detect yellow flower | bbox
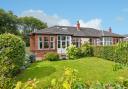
[64,68,72,76]
[51,79,56,86]
[63,81,70,89]
[118,76,124,80]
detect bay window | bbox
[38,36,55,49]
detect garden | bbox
[1,33,128,89]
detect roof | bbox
[124,34,128,37]
[32,26,124,38]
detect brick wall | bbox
[30,33,57,59]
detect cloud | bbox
[20,9,71,27]
[116,16,124,22]
[78,19,102,29]
[20,9,102,29]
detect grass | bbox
[16,57,128,88]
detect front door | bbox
[57,35,71,54]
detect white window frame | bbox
[102,37,112,46]
[38,36,43,49]
[50,36,55,49]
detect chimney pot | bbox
[109,27,112,33]
[77,21,80,30]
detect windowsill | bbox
[37,48,56,51]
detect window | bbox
[50,36,55,49]
[72,38,81,47]
[38,36,43,49]
[102,37,112,46]
[44,37,49,48]
[58,36,61,48]
[57,35,70,48]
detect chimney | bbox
[108,27,112,33]
[76,21,80,31]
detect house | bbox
[124,34,128,41]
[30,21,124,58]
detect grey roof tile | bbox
[33,26,124,37]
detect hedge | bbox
[93,42,128,64]
[93,46,115,61]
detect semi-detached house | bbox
[30,21,124,58]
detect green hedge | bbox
[93,46,115,61]
[93,42,128,64]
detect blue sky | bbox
[0,0,128,34]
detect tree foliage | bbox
[19,16,47,33]
[19,16,47,46]
[0,8,20,35]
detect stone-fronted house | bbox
[30,22,124,58]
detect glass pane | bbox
[62,42,65,48]
[58,41,60,48]
[44,37,48,41]
[67,41,69,47]
[62,36,66,40]
[50,37,54,41]
[58,36,60,40]
[44,42,49,48]
[39,36,42,41]
[50,42,53,48]
[40,42,42,49]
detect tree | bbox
[19,16,47,33]
[0,8,20,35]
[19,16,47,46]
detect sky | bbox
[0,0,128,34]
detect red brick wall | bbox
[112,37,123,44]
[30,34,57,59]
[30,34,35,51]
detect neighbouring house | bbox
[30,21,124,58]
[124,34,128,41]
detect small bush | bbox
[66,44,81,59]
[49,67,85,89]
[29,54,36,63]
[45,52,59,61]
[14,78,39,89]
[81,43,93,57]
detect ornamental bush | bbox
[81,43,93,57]
[0,33,25,77]
[44,52,59,61]
[66,44,81,59]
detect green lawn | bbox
[16,57,128,88]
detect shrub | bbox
[66,44,81,59]
[93,46,115,61]
[81,43,93,57]
[93,42,128,65]
[49,67,85,89]
[115,41,128,64]
[14,78,39,89]
[0,33,25,77]
[0,76,15,89]
[29,54,36,63]
[45,52,59,61]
